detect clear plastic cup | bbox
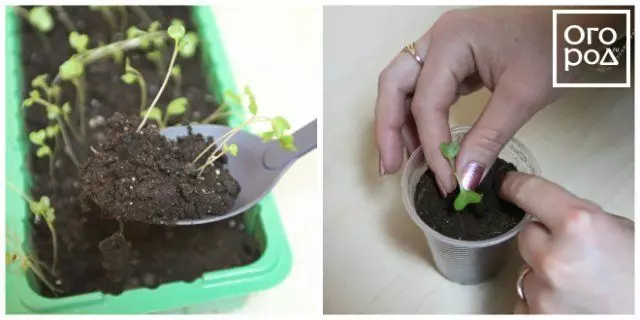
[401,126,540,285]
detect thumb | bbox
[455,84,541,190]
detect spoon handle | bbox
[263,119,317,170]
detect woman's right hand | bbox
[501,172,634,314]
[376,7,564,193]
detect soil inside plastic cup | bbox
[400,126,540,284]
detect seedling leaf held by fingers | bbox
[440,141,483,211]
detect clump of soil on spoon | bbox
[413,158,525,241]
[80,113,240,224]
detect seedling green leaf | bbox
[244,86,258,115]
[46,105,62,120]
[121,73,137,84]
[59,59,84,80]
[28,7,54,33]
[69,31,89,53]
[224,89,242,105]
[261,131,274,142]
[36,145,52,158]
[171,65,182,78]
[126,26,145,38]
[45,124,60,138]
[167,97,188,116]
[148,21,162,32]
[440,141,460,160]
[61,102,71,115]
[30,196,51,216]
[48,85,61,102]
[146,51,162,63]
[179,32,198,58]
[127,26,150,49]
[29,130,47,145]
[453,189,483,211]
[225,143,238,157]
[271,116,291,137]
[278,135,296,151]
[439,140,483,211]
[140,107,162,124]
[29,90,41,101]
[31,74,49,90]
[167,24,185,40]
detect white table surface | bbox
[211,5,322,315]
[323,6,633,314]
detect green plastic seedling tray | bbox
[6,6,292,314]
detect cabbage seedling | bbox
[121,57,147,112]
[440,141,483,211]
[7,184,60,276]
[139,97,188,128]
[59,55,87,139]
[192,86,296,177]
[6,250,62,294]
[13,6,53,52]
[179,32,199,59]
[137,21,187,132]
[200,89,240,124]
[23,91,81,167]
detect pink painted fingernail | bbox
[379,155,386,176]
[460,161,485,190]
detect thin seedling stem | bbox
[51,31,167,86]
[192,116,270,165]
[71,78,87,139]
[36,30,52,53]
[201,102,231,123]
[53,6,76,32]
[23,257,62,294]
[117,6,128,38]
[127,67,147,112]
[14,7,52,52]
[49,134,58,184]
[131,6,152,27]
[6,182,30,203]
[32,98,82,167]
[57,116,81,168]
[64,114,82,142]
[137,40,180,132]
[46,221,59,274]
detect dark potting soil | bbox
[80,113,240,224]
[18,6,260,297]
[413,158,525,241]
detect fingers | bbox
[411,38,473,194]
[500,171,596,233]
[518,221,551,269]
[455,82,538,190]
[375,34,430,175]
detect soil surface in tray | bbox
[413,158,525,241]
[18,6,260,297]
[81,113,240,224]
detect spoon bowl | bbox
[160,119,317,225]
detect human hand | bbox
[501,172,634,314]
[375,7,564,194]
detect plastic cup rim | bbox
[400,125,540,248]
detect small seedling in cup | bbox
[440,141,483,211]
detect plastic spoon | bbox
[160,119,317,225]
